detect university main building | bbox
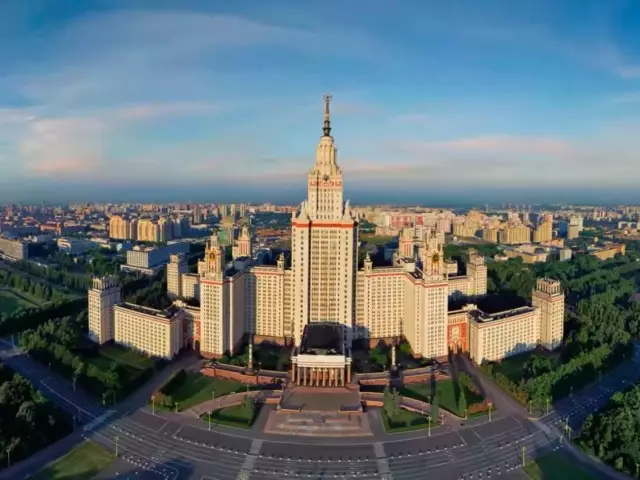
[88,96,564,368]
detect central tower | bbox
[307,94,344,220]
[291,94,359,346]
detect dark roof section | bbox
[300,322,344,355]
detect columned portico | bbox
[291,362,351,387]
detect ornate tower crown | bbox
[322,93,332,137]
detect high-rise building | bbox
[88,277,121,344]
[498,224,531,244]
[192,204,202,224]
[532,278,565,350]
[533,220,553,244]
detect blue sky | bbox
[0,0,639,203]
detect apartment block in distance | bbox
[0,236,29,261]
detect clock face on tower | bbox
[323,174,329,181]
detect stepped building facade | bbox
[88,96,564,365]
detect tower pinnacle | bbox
[323,93,332,137]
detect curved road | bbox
[1,340,638,480]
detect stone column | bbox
[340,368,345,387]
[302,367,306,386]
[291,364,296,383]
[347,364,351,384]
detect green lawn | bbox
[30,440,114,480]
[201,404,258,429]
[381,409,435,433]
[99,343,155,370]
[402,378,485,417]
[360,235,395,246]
[0,289,40,314]
[524,452,593,480]
[168,374,247,411]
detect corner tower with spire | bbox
[291,94,359,346]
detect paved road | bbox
[1,340,638,479]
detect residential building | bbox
[0,236,28,261]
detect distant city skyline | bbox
[1,0,639,200]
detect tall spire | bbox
[322,93,332,137]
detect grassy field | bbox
[0,289,40,314]
[202,404,258,429]
[360,235,395,246]
[30,440,114,480]
[381,409,434,433]
[523,452,593,480]
[402,378,484,417]
[169,374,246,411]
[99,343,155,370]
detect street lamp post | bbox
[528,400,532,415]
[208,412,212,431]
[521,446,526,467]
[427,414,431,437]
[73,375,77,392]
[102,392,106,406]
[6,446,11,468]
[464,408,468,420]
[212,390,215,402]
[488,402,493,422]
[151,395,156,415]
[175,402,179,413]
[114,435,119,457]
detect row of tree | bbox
[0,363,71,468]
[18,313,152,402]
[578,383,640,476]
[10,259,91,291]
[0,268,70,304]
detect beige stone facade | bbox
[88,276,121,344]
[532,278,564,350]
[114,303,183,359]
[88,95,565,365]
[499,224,531,244]
[468,307,540,363]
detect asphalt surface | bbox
[1,339,639,480]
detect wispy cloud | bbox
[608,92,640,105]
[113,102,219,121]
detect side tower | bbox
[200,233,228,357]
[466,249,488,297]
[532,278,564,350]
[233,224,253,259]
[88,276,121,344]
[167,253,187,298]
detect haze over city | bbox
[1,0,639,204]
